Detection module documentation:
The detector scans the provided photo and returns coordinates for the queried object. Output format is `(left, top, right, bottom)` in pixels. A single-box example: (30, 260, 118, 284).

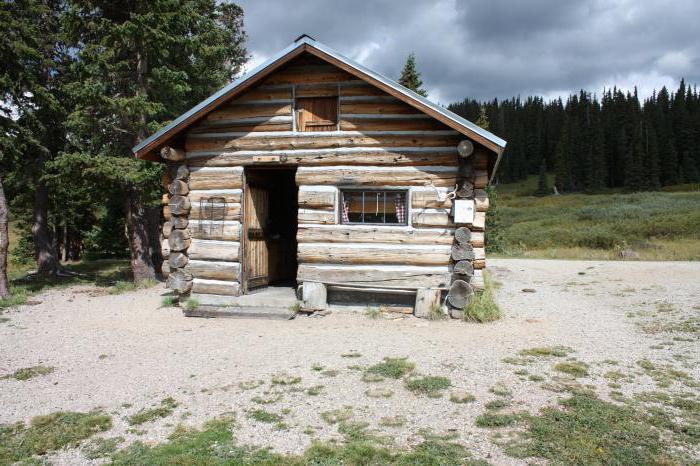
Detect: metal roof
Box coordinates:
(132, 35, 507, 159)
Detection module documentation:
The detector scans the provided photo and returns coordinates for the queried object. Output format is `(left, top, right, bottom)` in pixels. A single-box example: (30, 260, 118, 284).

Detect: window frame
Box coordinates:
(293, 93, 340, 132)
(339, 188, 409, 226)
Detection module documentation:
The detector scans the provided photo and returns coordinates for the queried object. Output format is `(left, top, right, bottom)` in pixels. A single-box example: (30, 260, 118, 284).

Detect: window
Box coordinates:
(296, 96, 337, 131)
(195, 197, 227, 239)
(341, 190, 407, 225)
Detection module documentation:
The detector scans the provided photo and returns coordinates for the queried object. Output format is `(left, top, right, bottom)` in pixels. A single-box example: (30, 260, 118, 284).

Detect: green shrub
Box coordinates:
(405, 376, 451, 395)
(183, 298, 199, 311)
(127, 398, 178, 425)
(247, 409, 282, 424)
(553, 361, 589, 378)
(2, 365, 54, 381)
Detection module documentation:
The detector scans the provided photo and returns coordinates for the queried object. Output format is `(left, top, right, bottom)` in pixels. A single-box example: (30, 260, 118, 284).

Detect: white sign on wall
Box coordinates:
(452, 199, 475, 224)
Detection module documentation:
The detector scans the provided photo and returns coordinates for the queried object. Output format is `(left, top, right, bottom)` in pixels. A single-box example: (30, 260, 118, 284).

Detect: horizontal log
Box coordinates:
(474, 149, 490, 170)
(207, 103, 292, 121)
(185, 259, 240, 281)
(192, 121, 293, 133)
(186, 147, 458, 167)
(296, 166, 458, 187)
(185, 134, 461, 152)
(167, 269, 192, 294)
(298, 243, 451, 266)
(188, 239, 240, 262)
(295, 83, 339, 98)
(262, 66, 354, 85)
(411, 187, 453, 209)
(339, 118, 451, 131)
(170, 215, 188, 230)
(340, 102, 421, 115)
(298, 187, 336, 209)
(161, 193, 170, 205)
(297, 264, 451, 289)
(188, 189, 242, 205)
(474, 169, 489, 189)
(298, 209, 336, 224)
(161, 261, 170, 276)
(474, 189, 489, 211)
(470, 231, 485, 248)
(188, 167, 243, 190)
(472, 211, 486, 231)
(339, 83, 388, 97)
(234, 86, 292, 102)
(162, 221, 172, 238)
(473, 259, 485, 270)
(192, 278, 241, 296)
(297, 225, 454, 245)
(189, 220, 241, 241)
(163, 204, 171, 219)
(161, 238, 170, 257)
(190, 202, 241, 221)
(412, 209, 454, 228)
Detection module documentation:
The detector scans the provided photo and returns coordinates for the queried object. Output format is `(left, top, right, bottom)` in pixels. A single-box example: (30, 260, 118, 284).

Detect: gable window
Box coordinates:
(296, 96, 338, 131)
(341, 190, 407, 225)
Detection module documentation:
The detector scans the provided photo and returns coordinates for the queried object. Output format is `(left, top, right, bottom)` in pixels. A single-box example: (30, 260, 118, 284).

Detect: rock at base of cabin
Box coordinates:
(302, 282, 327, 311)
(449, 308, 464, 319)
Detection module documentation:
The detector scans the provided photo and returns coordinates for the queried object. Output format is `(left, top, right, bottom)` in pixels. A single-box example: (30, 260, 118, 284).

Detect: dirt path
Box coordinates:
(1, 259, 698, 464)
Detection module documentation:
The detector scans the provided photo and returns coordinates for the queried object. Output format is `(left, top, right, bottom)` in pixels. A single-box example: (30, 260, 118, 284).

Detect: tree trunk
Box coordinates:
(32, 179, 60, 275)
(0, 176, 10, 299)
(124, 188, 157, 282)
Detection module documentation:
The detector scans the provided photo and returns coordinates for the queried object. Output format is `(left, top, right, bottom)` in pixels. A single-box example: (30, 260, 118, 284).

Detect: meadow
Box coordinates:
(494, 177, 700, 261)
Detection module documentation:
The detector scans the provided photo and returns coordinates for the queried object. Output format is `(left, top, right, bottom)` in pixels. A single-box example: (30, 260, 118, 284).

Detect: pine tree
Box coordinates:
(63, 0, 247, 281)
(475, 105, 490, 130)
(398, 53, 427, 97)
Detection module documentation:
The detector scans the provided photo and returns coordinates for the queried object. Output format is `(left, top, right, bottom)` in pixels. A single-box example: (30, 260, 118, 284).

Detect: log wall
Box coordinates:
(160, 53, 493, 310)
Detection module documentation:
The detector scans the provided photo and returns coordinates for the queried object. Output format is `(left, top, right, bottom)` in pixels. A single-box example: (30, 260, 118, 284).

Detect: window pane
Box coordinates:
(363, 191, 384, 223)
(344, 191, 363, 223)
(341, 190, 407, 225)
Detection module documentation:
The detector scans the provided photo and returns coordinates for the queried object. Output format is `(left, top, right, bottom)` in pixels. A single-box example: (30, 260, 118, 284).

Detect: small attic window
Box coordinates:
(295, 96, 338, 132)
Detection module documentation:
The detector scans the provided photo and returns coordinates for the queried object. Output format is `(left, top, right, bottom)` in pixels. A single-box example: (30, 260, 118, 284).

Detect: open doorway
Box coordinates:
(242, 168, 298, 293)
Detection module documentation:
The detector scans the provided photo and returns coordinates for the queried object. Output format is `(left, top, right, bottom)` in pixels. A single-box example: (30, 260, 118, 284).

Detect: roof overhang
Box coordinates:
(132, 36, 507, 171)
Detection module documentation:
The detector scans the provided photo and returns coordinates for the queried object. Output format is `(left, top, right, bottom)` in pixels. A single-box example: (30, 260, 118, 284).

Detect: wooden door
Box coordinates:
(296, 97, 337, 131)
(244, 185, 269, 291)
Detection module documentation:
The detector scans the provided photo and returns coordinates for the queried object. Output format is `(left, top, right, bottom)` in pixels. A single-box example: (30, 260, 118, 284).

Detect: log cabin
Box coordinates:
(132, 35, 507, 318)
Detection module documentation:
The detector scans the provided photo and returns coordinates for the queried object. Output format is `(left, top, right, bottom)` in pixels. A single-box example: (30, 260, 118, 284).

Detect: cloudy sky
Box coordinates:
(235, 0, 700, 104)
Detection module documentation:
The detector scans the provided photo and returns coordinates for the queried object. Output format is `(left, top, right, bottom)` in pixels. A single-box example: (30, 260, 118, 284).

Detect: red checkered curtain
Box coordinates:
(342, 193, 350, 223)
(394, 192, 406, 223)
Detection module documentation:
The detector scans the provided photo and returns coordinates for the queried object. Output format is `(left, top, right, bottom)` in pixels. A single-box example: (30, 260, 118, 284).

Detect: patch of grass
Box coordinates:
(365, 357, 415, 379)
(183, 298, 199, 311)
(494, 183, 700, 261)
(109, 415, 488, 465)
(247, 409, 282, 424)
(450, 390, 476, 404)
(305, 385, 324, 396)
(288, 301, 301, 314)
(504, 394, 680, 464)
(406, 376, 451, 396)
(160, 295, 177, 307)
(311, 363, 324, 372)
(251, 392, 282, 405)
(379, 415, 406, 427)
(1, 365, 54, 381)
(365, 388, 394, 398)
(553, 361, 590, 378)
(0, 411, 111, 463)
(486, 399, 510, 410)
(271, 373, 301, 385)
(361, 372, 385, 382)
(427, 303, 448, 321)
(518, 346, 572, 358)
(109, 278, 156, 295)
(528, 374, 545, 382)
(321, 369, 339, 377)
(341, 351, 362, 358)
(83, 436, 124, 459)
(364, 306, 381, 319)
(321, 407, 353, 424)
(238, 379, 264, 390)
(463, 273, 502, 322)
(489, 383, 513, 397)
(476, 411, 527, 428)
(127, 397, 178, 426)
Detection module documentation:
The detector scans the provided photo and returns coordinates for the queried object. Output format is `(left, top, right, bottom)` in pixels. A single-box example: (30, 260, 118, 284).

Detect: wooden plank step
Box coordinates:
(184, 305, 295, 320)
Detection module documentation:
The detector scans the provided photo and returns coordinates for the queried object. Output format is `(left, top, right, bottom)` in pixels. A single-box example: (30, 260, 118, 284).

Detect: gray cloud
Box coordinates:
(236, 0, 700, 103)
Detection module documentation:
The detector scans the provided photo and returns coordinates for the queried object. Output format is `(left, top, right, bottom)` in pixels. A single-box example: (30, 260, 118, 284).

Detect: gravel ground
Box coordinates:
(1, 258, 698, 465)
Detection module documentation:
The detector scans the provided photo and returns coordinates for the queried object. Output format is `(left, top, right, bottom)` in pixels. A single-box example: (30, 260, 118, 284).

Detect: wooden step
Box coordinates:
(184, 305, 295, 320)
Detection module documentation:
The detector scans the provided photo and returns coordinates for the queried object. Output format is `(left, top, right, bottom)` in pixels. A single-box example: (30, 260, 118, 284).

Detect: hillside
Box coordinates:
(493, 177, 700, 261)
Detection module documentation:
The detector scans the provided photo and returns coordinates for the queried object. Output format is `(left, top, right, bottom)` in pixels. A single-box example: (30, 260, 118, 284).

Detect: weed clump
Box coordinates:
(518, 346, 573, 358)
(2, 365, 54, 381)
(463, 273, 502, 322)
(553, 361, 590, 378)
(247, 409, 282, 424)
(365, 357, 415, 379)
(405, 376, 451, 396)
(127, 397, 178, 426)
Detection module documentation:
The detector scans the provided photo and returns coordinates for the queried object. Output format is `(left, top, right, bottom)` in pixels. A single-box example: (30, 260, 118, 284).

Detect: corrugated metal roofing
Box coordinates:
(132, 35, 506, 158)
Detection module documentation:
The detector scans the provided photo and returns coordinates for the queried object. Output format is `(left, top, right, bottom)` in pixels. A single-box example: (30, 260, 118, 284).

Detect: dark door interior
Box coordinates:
(243, 168, 298, 292)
